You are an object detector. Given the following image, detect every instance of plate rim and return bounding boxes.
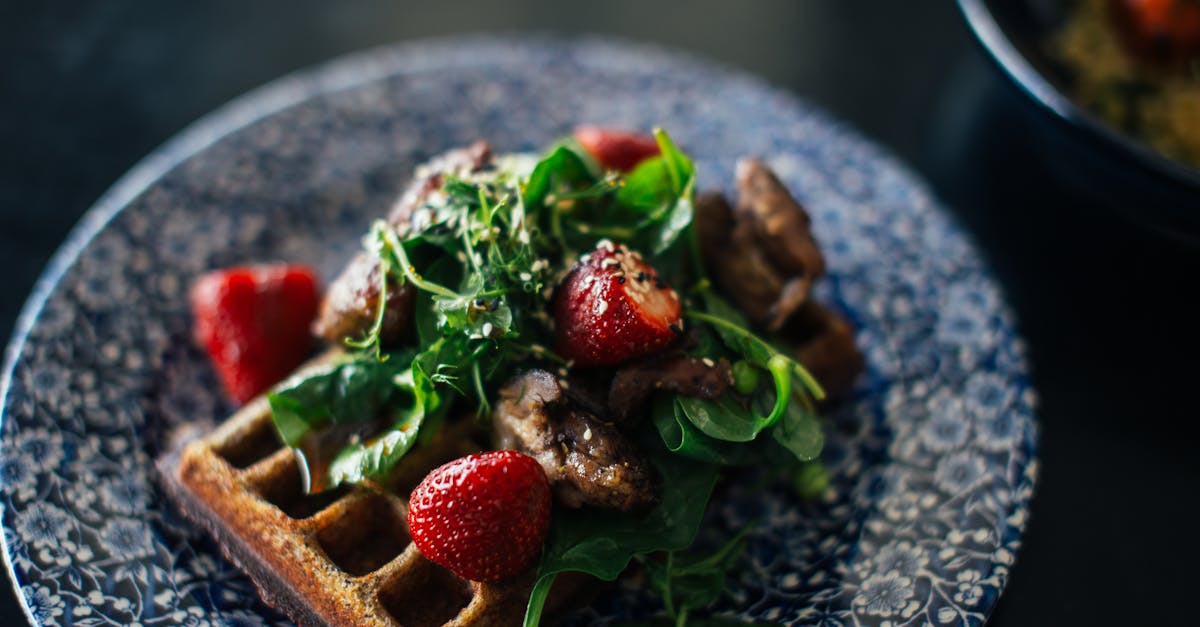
[0,34,1040,626]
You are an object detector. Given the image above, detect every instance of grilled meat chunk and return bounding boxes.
[695,160,825,332]
[312,253,414,346]
[787,303,863,400]
[493,370,657,512]
[315,142,492,346]
[608,354,732,424]
[388,141,494,230]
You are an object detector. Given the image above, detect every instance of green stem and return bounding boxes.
[522,574,556,627]
[343,252,390,361]
[461,203,482,276]
[380,224,459,298]
[662,552,676,619]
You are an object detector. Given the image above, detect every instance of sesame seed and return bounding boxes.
[481,322,494,337]
[558,379,571,390]
[558,367,569,377]
[530,344,545,353]
[701,357,715,368]
[583,427,593,441]
[519,272,533,281]
[577,223,591,233]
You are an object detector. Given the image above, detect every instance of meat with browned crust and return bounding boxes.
[313,142,493,346]
[608,354,732,424]
[695,159,825,332]
[492,370,657,512]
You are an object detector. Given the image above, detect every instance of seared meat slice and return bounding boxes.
[787,303,863,400]
[315,142,492,345]
[608,354,733,424]
[312,252,415,345]
[388,141,494,230]
[735,159,825,281]
[493,370,657,512]
[694,160,826,332]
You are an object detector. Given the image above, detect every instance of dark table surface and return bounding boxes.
[3,1,1198,624]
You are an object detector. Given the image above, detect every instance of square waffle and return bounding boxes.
[156,365,563,626]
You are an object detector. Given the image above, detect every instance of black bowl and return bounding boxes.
[957,0,1200,244]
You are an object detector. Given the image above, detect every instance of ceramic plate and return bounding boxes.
[0,37,1037,626]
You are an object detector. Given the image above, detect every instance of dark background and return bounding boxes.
[2,1,1198,624]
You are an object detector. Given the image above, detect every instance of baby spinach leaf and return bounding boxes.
[523,445,719,627]
[771,398,823,462]
[267,354,415,448]
[651,395,752,465]
[523,144,596,212]
[675,394,763,443]
[326,359,445,487]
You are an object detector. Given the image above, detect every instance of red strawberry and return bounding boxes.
[573,126,660,172]
[407,450,552,582]
[190,264,320,403]
[553,241,683,367]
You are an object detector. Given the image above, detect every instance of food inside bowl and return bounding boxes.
[164,126,863,626]
[1051,0,1200,167]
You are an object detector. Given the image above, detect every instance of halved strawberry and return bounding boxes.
[553,241,683,367]
[573,126,660,172]
[190,264,320,403]
[408,450,552,583]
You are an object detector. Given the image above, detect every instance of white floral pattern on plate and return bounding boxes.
[0,37,1036,626]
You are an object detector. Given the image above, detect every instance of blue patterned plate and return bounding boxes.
[0,37,1037,626]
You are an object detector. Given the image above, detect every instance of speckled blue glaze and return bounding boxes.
[0,37,1036,626]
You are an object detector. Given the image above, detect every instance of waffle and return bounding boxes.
[156,360,586,626]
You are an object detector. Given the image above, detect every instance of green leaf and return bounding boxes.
[523,144,596,211]
[614,130,696,256]
[651,395,751,465]
[675,395,764,443]
[771,398,824,462]
[653,128,695,195]
[267,354,414,448]
[326,360,443,486]
[523,445,719,627]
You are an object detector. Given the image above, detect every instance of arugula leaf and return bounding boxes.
[523,444,719,627]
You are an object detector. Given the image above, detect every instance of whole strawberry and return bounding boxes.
[407,450,552,582]
[190,264,319,403]
[553,241,683,367]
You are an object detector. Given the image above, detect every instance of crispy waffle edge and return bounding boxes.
[153,377,542,626]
